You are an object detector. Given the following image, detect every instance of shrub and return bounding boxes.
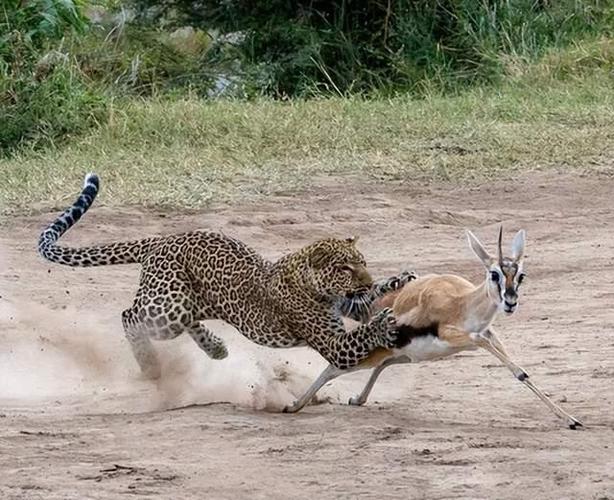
[0,61,107,152]
[131,0,614,96]
[66,25,213,96]
[0,0,108,154]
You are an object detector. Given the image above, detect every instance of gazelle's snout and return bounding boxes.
[503,291,518,315]
[500,270,521,314]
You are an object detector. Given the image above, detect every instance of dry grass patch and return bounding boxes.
[1,78,613,214]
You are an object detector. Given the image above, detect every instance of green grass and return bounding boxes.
[1,68,613,215]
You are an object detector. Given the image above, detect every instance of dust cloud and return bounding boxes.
[0,261,339,415]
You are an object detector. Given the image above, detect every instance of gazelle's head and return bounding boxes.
[466,227,526,315]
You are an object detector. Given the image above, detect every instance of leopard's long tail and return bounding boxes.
[38,173,154,267]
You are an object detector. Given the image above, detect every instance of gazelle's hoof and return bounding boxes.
[348,396,365,406]
[283,403,299,414]
[568,418,583,430]
[516,371,528,381]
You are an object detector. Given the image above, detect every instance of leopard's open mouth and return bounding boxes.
[346,287,369,299]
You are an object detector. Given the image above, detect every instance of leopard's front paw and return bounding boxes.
[396,270,418,287]
[390,271,418,290]
[372,307,399,348]
[377,270,418,294]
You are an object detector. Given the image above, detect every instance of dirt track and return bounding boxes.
[1,172,613,499]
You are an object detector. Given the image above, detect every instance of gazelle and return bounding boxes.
[284,227,583,429]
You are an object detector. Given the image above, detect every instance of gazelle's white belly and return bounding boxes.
[393,335,474,362]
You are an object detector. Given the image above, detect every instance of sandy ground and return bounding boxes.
[1,171,613,499]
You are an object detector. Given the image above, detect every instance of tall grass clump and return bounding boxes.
[390,0,613,92]
[65,25,214,96]
[133,0,614,96]
[0,0,107,153]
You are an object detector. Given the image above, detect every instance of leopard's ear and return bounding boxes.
[345,236,359,246]
[309,247,330,269]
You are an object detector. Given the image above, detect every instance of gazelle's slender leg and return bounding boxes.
[348,356,410,406]
[477,333,583,429]
[283,364,343,414]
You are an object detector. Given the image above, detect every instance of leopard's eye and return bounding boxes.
[339,265,353,273]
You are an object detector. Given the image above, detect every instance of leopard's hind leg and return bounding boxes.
[122,307,162,379]
[121,270,227,378]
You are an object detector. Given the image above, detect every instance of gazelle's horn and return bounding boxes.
[497,225,503,264]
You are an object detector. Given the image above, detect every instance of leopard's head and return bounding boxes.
[303,237,373,298]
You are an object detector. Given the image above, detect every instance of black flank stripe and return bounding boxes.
[394,322,439,349]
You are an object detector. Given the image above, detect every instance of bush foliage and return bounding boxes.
[134,0,614,95]
[0,0,105,152]
[1,0,613,153]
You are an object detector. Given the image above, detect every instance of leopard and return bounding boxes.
[38,173,416,379]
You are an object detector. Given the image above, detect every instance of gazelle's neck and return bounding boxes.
[464,279,499,333]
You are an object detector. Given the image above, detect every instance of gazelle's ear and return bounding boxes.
[511,229,526,261]
[466,230,493,268]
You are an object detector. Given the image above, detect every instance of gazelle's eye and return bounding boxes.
[490,271,500,283]
[517,273,526,285]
